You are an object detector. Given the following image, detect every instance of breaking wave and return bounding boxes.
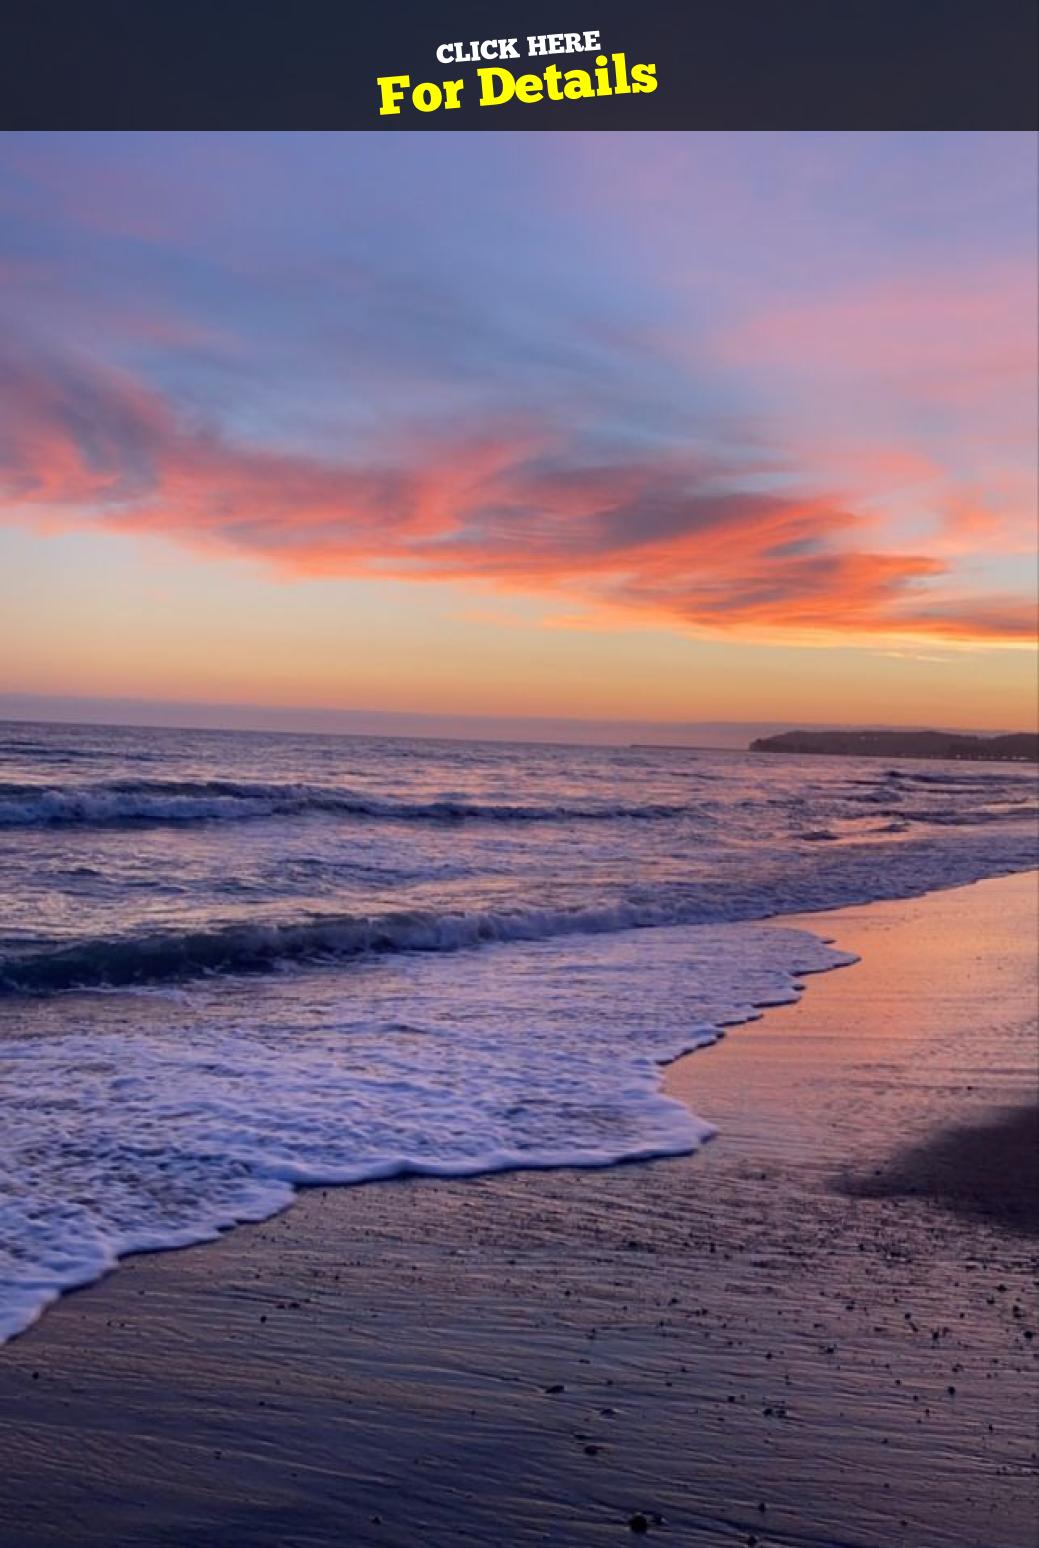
[0,778,691,829]
[4,821,1035,995]
[1,897,717,992]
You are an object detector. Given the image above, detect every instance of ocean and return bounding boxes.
[1,719,1036,1341]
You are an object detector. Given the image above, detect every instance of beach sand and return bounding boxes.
[1,871,1036,1547]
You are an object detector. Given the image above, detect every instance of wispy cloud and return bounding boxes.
[1,342,1031,646]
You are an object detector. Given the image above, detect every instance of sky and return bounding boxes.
[0,130,1036,737]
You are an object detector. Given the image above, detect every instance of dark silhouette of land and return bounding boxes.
[750,729,1038,762]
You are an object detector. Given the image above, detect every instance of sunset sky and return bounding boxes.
[1,130,1036,736]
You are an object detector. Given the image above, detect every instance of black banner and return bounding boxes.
[3,0,1037,129]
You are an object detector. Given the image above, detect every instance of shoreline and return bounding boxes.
[4,863,1031,1341]
[1,871,1036,1546]
[665,868,1038,1176]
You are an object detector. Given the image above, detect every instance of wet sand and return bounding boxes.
[0,871,1036,1547]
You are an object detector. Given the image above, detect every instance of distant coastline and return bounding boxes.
[750,729,1038,762]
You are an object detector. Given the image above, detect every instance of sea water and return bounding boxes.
[1,721,1035,1339]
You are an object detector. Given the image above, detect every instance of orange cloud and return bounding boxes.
[0,346,1033,648]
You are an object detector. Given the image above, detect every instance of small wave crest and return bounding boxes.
[0,897,709,993]
[0,778,692,829]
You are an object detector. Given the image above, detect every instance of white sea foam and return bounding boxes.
[0,920,850,1342]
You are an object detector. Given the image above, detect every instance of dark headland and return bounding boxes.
[750,728,1038,761]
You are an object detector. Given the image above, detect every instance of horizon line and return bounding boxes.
[0,692,1028,750]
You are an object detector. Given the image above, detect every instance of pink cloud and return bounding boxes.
[719,265,1037,392]
[0,345,1032,647]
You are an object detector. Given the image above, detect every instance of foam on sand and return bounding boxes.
[0,920,851,1342]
